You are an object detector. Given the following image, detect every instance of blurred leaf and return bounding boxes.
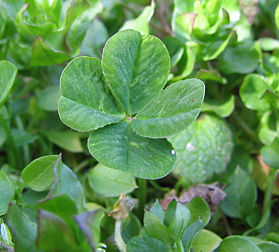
[218,236,261,252]
[168,114,234,182]
[219,41,261,74]
[0,60,17,107]
[44,130,83,153]
[87,163,137,197]
[36,209,80,251]
[240,74,270,111]
[38,86,60,111]
[120,0,155,34]
[31,37,71,66]
[74,209,104,251]
[202,96,235,118]
[261,138,279,169]
[0,171,15,215]
[220,167,257,218]
[7,204,37,252]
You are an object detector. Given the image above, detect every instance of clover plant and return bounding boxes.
[58,29,205,179]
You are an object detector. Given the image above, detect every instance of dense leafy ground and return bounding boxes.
[1,0,279,251]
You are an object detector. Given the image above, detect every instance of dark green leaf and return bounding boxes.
[58,56,124,132]
[88,121,175,179]
[132,79,205,138]
[102,29,170,114]
[0,171,15,215]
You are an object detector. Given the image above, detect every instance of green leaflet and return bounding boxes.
[132,79,205,138]
[168,114,234,183]
[88,121,175,179]
[21,155,58,192]
[58,56,124,132]
[102,29,170,115]
[218,236,261,252]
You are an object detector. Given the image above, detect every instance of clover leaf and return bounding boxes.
[58,29,205,179]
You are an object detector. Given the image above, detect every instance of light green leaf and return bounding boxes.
[259,38,279,51]
[144,211,171,244]
[87,163,137,197]
[192,229,222,252]
[132,79,205,138]
[240,74,270,111]
[38,86,60,111]
[186,197,210,226]
[218,236,261,252]
[0,60,17,107]
[167,201,190,241]
[202,95,235,118]
[120,0,155,34]
[44,130,83,153]
[168,114,233,183]
[0,171,15,215]
[88,121,175,179]
[31,37,72,67]
[219,42,261,74]
[195,69,227,84]
[21,155,58,191]
[102,29,170,115]
[150,200,165,223]
[220,167,257,218]
[58,56,124,132]
[66,0,103,50]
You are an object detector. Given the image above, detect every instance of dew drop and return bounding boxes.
[171,150,176,155]
[186,143,195,152]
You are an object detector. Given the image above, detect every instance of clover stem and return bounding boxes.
[114,219,127,252]
[245,168,276,235]
[0,113,21,168]
[138,178,147,222]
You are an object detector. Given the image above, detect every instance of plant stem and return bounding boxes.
[149,180,170,192]
[0,113,21,168]
[114,220,126,252]
[175,238,184,252]
[231,112,262,145]
[15,116,31,165]
[138,178,147,222]
[245,169,276,235]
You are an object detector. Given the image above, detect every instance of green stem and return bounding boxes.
[15,116,30,165]
[0,113,21,168]
[149,180,170,192]
[175,238,184,252]
[231,112,262,145]
[138,178,147,222]
[245,169,276,235]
